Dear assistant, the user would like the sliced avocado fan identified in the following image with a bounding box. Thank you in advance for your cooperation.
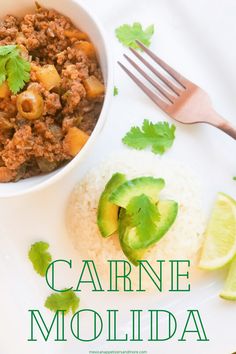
[97,173,126,237]
[97,173,178,266]
[109,176,165,208]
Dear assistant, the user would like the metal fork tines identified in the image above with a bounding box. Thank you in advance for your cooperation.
[118,40,188,110]
[118,40,236,140]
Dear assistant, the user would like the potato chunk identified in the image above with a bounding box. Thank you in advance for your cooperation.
[64,127,89,156]
[36,65,61,91]
[64,30,88,41]
[0,81,10,98]
[74,41,96,58]
[0,167,14,183]
[83,76,105,99]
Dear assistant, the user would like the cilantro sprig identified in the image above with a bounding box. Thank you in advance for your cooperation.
[0,45,30,94]
[28,241,52,277]
[123,119,176,155]
[115,22,154,50]
[45,290,80,314]
[28,241,80,314]
[126,194,160,247]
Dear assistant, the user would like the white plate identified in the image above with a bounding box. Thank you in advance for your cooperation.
[0,0,235,353]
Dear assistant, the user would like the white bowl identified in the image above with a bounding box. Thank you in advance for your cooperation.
[0,0,113,198]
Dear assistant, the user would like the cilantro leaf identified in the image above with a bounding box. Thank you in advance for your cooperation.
[0,45,17,56]
[6,54,30,94]
[0,56,9,85]
[233,177,236,181]
[126,194,160,246]
[28,241,52,277]
[113,86,119,96]
[123,119,176,155]
[115,22,154,49]
[45,290,80,314]
[0,45,30,94]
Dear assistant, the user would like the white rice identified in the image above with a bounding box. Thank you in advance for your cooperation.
[66,150,205,290]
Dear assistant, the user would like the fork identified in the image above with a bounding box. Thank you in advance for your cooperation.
[118,40,236,140]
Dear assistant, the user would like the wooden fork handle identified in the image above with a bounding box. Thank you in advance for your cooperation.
[217,120,236,140]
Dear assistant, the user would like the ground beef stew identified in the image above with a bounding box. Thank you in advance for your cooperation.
[0,4,105,182]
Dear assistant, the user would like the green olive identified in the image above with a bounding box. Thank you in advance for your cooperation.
[16,90,44,120]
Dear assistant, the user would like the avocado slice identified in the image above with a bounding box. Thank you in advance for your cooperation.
[118,208,146,266]
[109,176,165,208]
[124,200,178,249]
[97,173,126,237]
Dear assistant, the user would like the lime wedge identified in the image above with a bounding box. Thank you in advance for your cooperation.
[220,256,236,300]
[199,193,236,270]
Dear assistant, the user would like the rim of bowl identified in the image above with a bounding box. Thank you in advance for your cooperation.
[0,0,113,198]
